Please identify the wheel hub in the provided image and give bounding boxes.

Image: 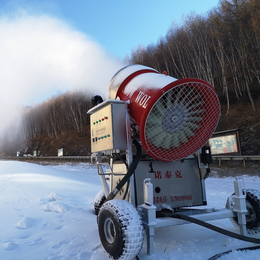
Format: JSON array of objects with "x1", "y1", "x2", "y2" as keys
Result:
[
  {"x1": 104, "y1": 218, "x2": 116, "y2": 244},
  {"x1": 246, "y1": 200, "x2": 256, "y2": 223}
]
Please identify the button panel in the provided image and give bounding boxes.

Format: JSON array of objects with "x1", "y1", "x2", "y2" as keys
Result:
[
  {"x1": 93, "y1": 116, "x2": 109, "y2": 125},
  {"x1": 89, "y1": 102, "x2": 127, "y2": 153}
]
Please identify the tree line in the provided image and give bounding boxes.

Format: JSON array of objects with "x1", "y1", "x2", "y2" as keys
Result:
[
  {"x1": 125, "y1": 0, "x2": 260, "y2": 115},
  {"x1": 22, "y1": 91, "x2": 92, "y2": 140},
  {"x1": 2, "y1": 0, "x2": 260, "y2": 156},
  {"x1": 0, "y1": 91, "x2": 93, "y2": 156}
]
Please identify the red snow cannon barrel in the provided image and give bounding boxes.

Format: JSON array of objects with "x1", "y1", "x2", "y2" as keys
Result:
[{"x1": 107, "y1": 64, "x2": 220, "y2": 162}]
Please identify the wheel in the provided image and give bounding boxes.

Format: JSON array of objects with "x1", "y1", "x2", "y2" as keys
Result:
[
  {"x1": 229, "y1": 189, "x2": 260, "y2": 234},
  {"x1": 94, "y1": 190, "x2": 106, "y2": 215},
  {"x1": 98, "y1": 199, "x2": 143, "y2": 260}
]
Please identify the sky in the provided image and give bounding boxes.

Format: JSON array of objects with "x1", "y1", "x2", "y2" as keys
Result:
[
  {"x1": 0, "y1": 0, "x2": 220, "y2": 140},
  {"x1": 0, "y1": 0, "x2": 221, "y2": 104},
  {"x1": 0, "y1": 0, "x2": 221, "y2": 60}
]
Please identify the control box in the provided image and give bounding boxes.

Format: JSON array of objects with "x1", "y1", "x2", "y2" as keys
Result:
[{"x1": 88, "y1": 101, "x2": 128, "y2": 153}]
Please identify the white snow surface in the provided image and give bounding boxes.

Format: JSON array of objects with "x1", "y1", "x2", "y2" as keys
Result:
[{"x1": 0, "y1": 160, "x2": 260, "y2": 260}]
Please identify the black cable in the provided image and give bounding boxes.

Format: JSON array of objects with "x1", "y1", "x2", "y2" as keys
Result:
[
  {"x1": 105, "y1": 139, "x2": 141, "y2": 202},
  {"x1": 172, "y1": 213, "x2": 260, "y2": 259},
  {"x1": 110, "y1": 153, "x2": 130, "y2": 200},
  {"x1": 115, "y1": 153, "x2": 129, "y2": 168},
  {"x1": 122, "y1": 180, "x2": 130, "y2": 200},
  {"x1": 208, "y1": 245, "x2": 260, "y2": 260},
  {"x1": 114, "y1": 153, "x2": 130, "y2": 201},
  {"x1": 114, "y1": 150, "x2": 132, "y2": 201},
  {"x1": 172, "y1": 213, "x2": 260, "y2": 244}
]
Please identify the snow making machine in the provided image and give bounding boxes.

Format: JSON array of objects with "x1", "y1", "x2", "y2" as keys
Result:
[{"x1": 88, "y1": 65, "x2": 260, "y2": 260}]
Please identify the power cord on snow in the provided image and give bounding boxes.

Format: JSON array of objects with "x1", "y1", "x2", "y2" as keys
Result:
[
  {"x1": 172, "y1": 213, "x2": 260, "y2": 259},
  {"x1": 208, "y1": 245, "x2": 260, "y2": 260},
  {"x1": 172, "y1": 213, "x2": 260, "y2": 244}
]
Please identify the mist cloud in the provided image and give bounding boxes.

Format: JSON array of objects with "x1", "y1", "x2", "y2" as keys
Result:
[
  {"x1": 0, "y1": 12, "x2": 124, "y2": 105},
  {"x1": 0, "y1": 11, "x2": 124, "y2": 145}
]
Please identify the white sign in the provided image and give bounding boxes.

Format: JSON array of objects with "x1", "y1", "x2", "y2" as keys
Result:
[
  {"x1": 209, "y1": 134, "x2": 238, "y2": 155},
  {"x1": 58, "y1": 148, "x2": 63, "y2": 157}
]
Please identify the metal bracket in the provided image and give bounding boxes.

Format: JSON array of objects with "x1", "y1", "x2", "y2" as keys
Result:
[
  {"x1": 226, "y1": 177, "x2": 248, "y2": 236},
  {"x1": 91, "y1": 152, "x2": 102, "y2": 164},
  {"x1": 138, "y1": 178, "x2": 157, "y2": 255}
]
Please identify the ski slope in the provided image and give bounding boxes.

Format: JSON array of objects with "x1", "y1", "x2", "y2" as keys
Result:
[{"x1": 0, "y1": 161, "x2": 259, "y2": 260}]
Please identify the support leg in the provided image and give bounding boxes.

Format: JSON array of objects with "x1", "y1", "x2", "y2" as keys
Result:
[
  {"x1": 233, "y1": 178, "x2": 248, "y2": 236},
  {"x1": 146, "y1": 226, "x2": 154, "y2": 255}
]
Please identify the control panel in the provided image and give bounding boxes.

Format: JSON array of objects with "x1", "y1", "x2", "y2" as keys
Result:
[{"x1": 88, "y1": 101, "x2": 128, "y2": 153}]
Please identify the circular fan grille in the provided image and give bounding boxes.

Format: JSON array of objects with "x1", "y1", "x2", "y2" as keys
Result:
[{"x1": 144, "y1": 82, "x2": 220, "y2": 161}]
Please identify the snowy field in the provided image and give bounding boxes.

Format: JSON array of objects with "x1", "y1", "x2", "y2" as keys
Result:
[{"x1": 0, "y1": 160, "x2": 260, "y2": 260}]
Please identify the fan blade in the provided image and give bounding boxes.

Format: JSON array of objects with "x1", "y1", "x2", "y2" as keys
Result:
[
  {"x1": 169, "y1": 133, "x2": 180, "y2": 148},
  {"x1": 161, "y1": 135, "x2": 171, "y2": 149},
  {"x1": 146, "y1": 125, "x2": 163, "y2": 139},
  {"x1": 188, "y1": 109, "x2": 205, "y2": 115},
  {"x1": 173, "y1": 87, "x2": 185, "y2": 105},
  {"x1": 187, "y1": 102, "x2": 204, "y2": 110},
  {"x1": 186, "y1": 122, "x2": 200, "y2": 130},
  {"x1": 182, "y1": 126, "x2": 195, "y2": 138},
  {"x1": 152, "y1": 132, "x2": 168, "y2": 147},
  {"x1": 180, "y1": 89, "x2": 196, "y2": 105},
  {"x1": 153, "y1": 98, "x2": 165, "y2": 116},
  {"x1": 166, "y1": 92, "x2": 172, "y2": 108},
  {"x1": 184, "y1": 94, "x2": 201, "y2": 107},
  {"x1": 189, "y1": 116, "x2": 203, "y2": 122},
  {"x1": 178, "y1": 131, "x2": 188, "y2": 144}
]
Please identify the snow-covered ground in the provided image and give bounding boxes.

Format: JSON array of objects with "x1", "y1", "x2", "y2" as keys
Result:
[{"x1": 0, "y1": 160, "x2": 259, "y2": 260}]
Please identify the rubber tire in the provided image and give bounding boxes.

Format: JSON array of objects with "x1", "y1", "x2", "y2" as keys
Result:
[
  {"x1": 98, "y1": 199, "x2": 143, "y2": 260},
  {"x1": 94, "y1": 190, "x2": 106, "y2": 215},
  {"x1": 230, "y1": 189, "x2": 260, "y2": 234}
]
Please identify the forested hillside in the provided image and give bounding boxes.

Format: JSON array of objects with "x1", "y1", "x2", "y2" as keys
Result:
[
  {"x1": 23, "y1": 92, "x2": 91, "y2": 140},
  {"x1": 0, "y1": 0, "x2": 259, "y2": 157},
  {"x1": 0, "y1": 91, "x2": 93, "y2": 156},
  {"x1": 125, "y1": 0, "x2": 260, "y2": 155},
  {"x1": 126, "y1": 0, "x2": 260, "y2": 115}
]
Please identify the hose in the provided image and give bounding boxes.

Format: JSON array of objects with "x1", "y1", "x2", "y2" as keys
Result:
[
  {"x1": 105, "y1": 139, "x2": 141, "y2": 202},
  {"x1": 114, "y1": 153, "x2": 128, "y2": 168},
  {"x1": 172, "y1": 213, "x2": 260, "y2": 244},
  {"x1": 112, "y1": 153, "x2": 130, "y2": 200},
  {"x1": 171, "y1": 213, "x2": 260, "y2": 259},
  {"x1": 208, "y1": 245, "x2": 260, "y2": 260}
]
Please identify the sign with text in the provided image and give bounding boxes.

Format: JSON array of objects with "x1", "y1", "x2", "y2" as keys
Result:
[{"x1": 209, "y1": 134, "x2": 238, "y2": 155}]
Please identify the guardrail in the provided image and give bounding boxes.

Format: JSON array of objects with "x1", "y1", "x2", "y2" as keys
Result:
[
  {"x1": 212, "y1": 155, "x2": 260, "y2": 167},
  {"x1": 1, "y1": 155, "x2": 260, "y2": 167},
  {"x1": 0, "y1": 156, "x2": 92, "y2": 163}
]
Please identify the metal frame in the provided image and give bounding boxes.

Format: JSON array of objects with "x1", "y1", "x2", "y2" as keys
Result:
[
  {"x1": 89, "y1": 100, "x2": 250, "y2": 256},
  {"x1": 90, "y1": 101, "x2": 136, "y2": 205},
  {"x1": 138, "y1": 177, "x2": 249, "y2": 255}
]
